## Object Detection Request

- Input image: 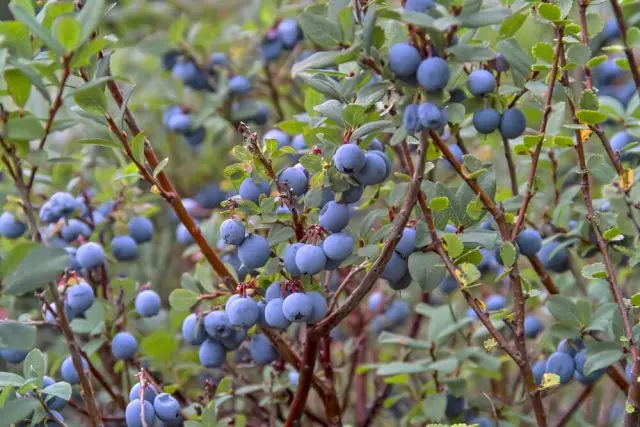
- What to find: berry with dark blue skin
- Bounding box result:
[405,0,435,12]
[250,333,279,365]
[494,53,510,72]
[129,382,158,403]
[111,235,138,261]
[282,293,313,322]
[260,31,283,61]
[533,359,547,385]
[182,313,207,345]
[0,348,28,364]
[395,227,417,258]
[353,152,388,186]
[66,282,95,317]
[239,177,271,203]
[277,18,301,49]
[574,348,588,376]
[439,274,458,294]
[204,310,233,339]
[126,399,155,427]
[545,352,575,384]
[279,167,308,196]
[381,252,408,283]
[445,392,465,418]
[472,108,500,134]
[417,57,450,92]
[626,363,634,383]
[289,370,300,387]
[42,376,67,410]
[284,243,304,276]
[227,297,259,328]
[334,144,366,174]
[611,131,637,162]
[442,144,464,169]
[291,133,306,152]
[370,150,392,181]
[539,241,570,273]
[368,291,383,312]
[322,232,354,262]
[389,271,413,291]
[449,87,466,103]
[594,59,622,85]
[228,75,252,96]
[524,315,543,339]
[388,43,422,78]
[368,139,383,151]
[265,298,291,329]
[265,281,291,302]
[161,50,181,70]
[225,294,241,312]
[385,300,411,327]
[403,104,423,133]
[238,233,270,269]
[0,212,26,239]
[60,219,91,242]
[176,223,195,245]
[306,291,328,324]
[295,244,327,275]
[516,229,542,256]
[39,192,80,223]
[76,242,105,269]
[128,216,154,244]
[135,290,161,317]
[154,393,181,423]
[167,112,192,133]
[184,126,206,147]
[499,108,527,139]
[111,332,138,360]
[60,356,88,384]
[195,184,226,209]
[319,201,350,233]
[172,60,209,90]
[209,52,228,68]
[263,129,291,148]
[341,183,365,203]
[257,300,269,328]
[466,69,496,96]
[220,219,246,245]
[575,367,605,385]
[199,339,226,368]
[418,103,447,130]
[485,294,506,311]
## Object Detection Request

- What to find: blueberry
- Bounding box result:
[368,139,384,151]
[533,359,546,385]
[472,108,500,134]
[368,291,383,312]
[265,298,291,329]
[341,183,365,203]
[66,282,95,317]
[538,241,569,273]
[135,290,161,317]
[260,32,283,61]
[199,339,226,368]
[295,244,327,275]
[265,281,291,302]
[467,416,494,427]
[575,367,604,385]
[353,152,388,186]
[257,300,269,329]
[545,352,575,384]
[238,234,270,269]
[499,108,527,139]
[449,87,466,103]
[129,382,158,403]
[289,370,300,387]
[76,242,105,269]
[439,274,458,294]
[601,18,621,41]
[417,57,450,92]
[466,69,496,96]
[389,271,413,291]
[445,392,465,418]
[128,216,154,244]
[182,313,207,345]
[277,18,301,49]
[126,399,155,427]
[263,129,291,148]
[254,103,270,125]
[418,103,447,130]
[395,227,417,258]
[227,297,259,328]
[204,310,233,339]
[0,348,28,364]
[626,362,634,383]
[228,75,252,96]
[220,219,246,245]
[516,229,542,256]
[162,105,182,129]
[111,235,138,261]
[370,151,392,180]
[282,293,313,322]
[292,134,306,151]
[385,300,410,327]
[485,294,505,311]
[161,50,180,70]
[494,53,510,72]
[306,291,328,324]
[284,243,304,276]
[176,223,194,245]
[167,113,192,133]
[403,104,423,133]
[39,192,80,223]
[42,376,67,411]
[524,314,543,339]
[381,252,408,283]
[574,349,588,375]
[388,43,422,78]
[209,52,228,67]
[319,201,350,233]
[195,184,226,209]
[0,212,26,239]
[60,356,88,384]
[279,167,308,196]
[239,177,271,203]
[594,59,622,85]
[111,332,138,360]
[173,60,209,90]
[250,333,279,365]
[405,0,435,12]
[154,393,181,423]
[222,250,251,280]
[334,144,366,174]
[322,232,354,262]
[611,131,637,162]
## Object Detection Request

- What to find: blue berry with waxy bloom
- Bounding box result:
[220,218,246,246]
[153,393,181,423]
[238,233,270,269]
[176,223,195,245]
[538,241,570,273]
[417,57,450,92]
[260,30,283,61]
[265,298,291,329]
[295,244,327,275]
[279,166,308,196]
[66,281,95,317]
[524,314,543,339]
[265,281,291,302]
[227,297,260,328]
[322,232,354,262]
[516,228,542,256]
[389,271,412,291]
[611,131,637,162]
[466,69,496,96]
[341,183,365,203]
[263,129,291,148]
[284,243,304,276]
[334,144,366,174]
[277,18,302,49]
[439,274,458,294]
[195,184,226,209]
[405,0,435,12]
[126,399,155,427]
[306,291,328,324]
[0,348,28,364]
[0,212,26,239]
[385,300,411,328]
[129,382,158,403]
[388,43,422,78]
[533,359,546,385]
[353,152,388,186]
[472,108,500,134]
[545,352,575,384]
[319,201,350,233]
[204,310,233,339]
[239,177,270,203]
[76,242,105,269]
[199,339,226,368]
[444,392,465,418]
[282,292,313,322]
[381,252,408,283]
[228,75,252,96]
[135,290,161,317]
[42,376,67,410]
[493,53,510,72]
[111,235,138,261]
[395,227,417,258]
[111,331,138,360]
[499,108,527,139]
[418,103,447,130]
[558,338,583,357]
[182,313,207,345]
[403,104,423,133]
[128,216,154,244]
[60,356,88,385]
[442,144,464,169]
[250,333,279,365]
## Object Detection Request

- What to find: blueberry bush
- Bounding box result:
[0,0,639,426]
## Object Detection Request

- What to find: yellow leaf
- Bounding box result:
[621,168,634,191]
[541,372,560,389]
[579,126,593,142]
[483,338,497,352]
[477,299,487,312]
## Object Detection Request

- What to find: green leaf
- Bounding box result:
[7,116,43,141]
[459,7,512,28]
[498,38,531,87]
[583,342,623,375]
[537,3,561,22]
[53,16,81,52]
[342,104,367,128]
[298,12,343,49]
[77,138,122,150]
[4,68,30,107]
[23,349,45,379]
[351,120,393,141]
[9,4,65,55]
[267,225,295,246]
[443,234,464,258]
[0,372,24,387]
[76,0,106,46]
[582,262,607,279]
[587,55,608,69]
[292,50,343,76]
[422,392,447,421]
[298,153,323,173]
[153,158,169,178]
[576,110,607,125]
[0,395,38,424]
[499,12,527,38]
[532,42,554,63]
[130,132,145,163]
[546,295,582,329]
[3,245,69,295]
[408,252,446,292]
[0,321,36,351]
[628,27,640,48]
[42,382,71,401]
[447,44,495,62]
[566,44,591,67]
[429,197,449,212]
[459,263,481,286]
[552,135,574,147]
[631,293,640,308]
[362,2,376,54]
[168,289,200,311]
[140,330,178,363]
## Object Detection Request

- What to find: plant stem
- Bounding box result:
[553,384,594,427]
[609,0,640,90]
[501,135,519,196]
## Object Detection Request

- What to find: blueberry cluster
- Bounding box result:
[162,105,207,148]
[443,389,495,426]
[126,382,183,427]
[533,339,606,387]
[260,19,303,62]
[367,293,411,335]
